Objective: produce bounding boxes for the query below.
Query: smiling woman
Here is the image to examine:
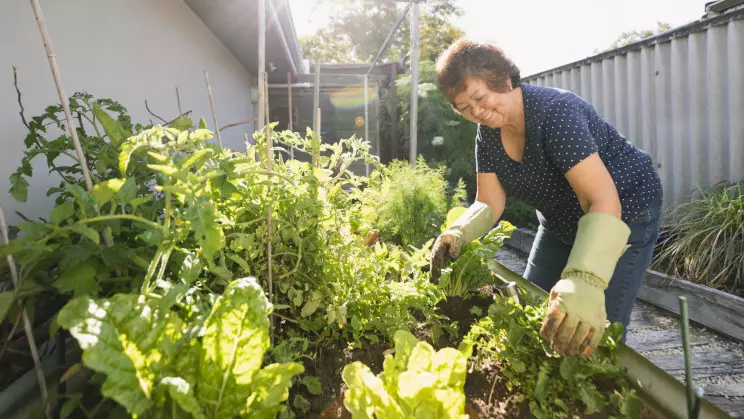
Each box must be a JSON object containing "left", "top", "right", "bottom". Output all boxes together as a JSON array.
[{"left": 428, "top": 38, "right": 664, "bottom": 358}]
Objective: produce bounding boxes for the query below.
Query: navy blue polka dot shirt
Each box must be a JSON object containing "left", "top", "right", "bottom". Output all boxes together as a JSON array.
[{"left": 475, "top": 83, "right": 663, "bottom": 245}]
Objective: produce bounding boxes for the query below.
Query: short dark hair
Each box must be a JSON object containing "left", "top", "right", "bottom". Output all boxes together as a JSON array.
[{"left": 435, "top": 38, "right": 521, "bottom": 105}]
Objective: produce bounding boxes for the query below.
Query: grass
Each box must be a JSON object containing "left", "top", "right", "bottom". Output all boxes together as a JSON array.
[{"left": 651, "top": 181, "right": 744, "bottom": 295}]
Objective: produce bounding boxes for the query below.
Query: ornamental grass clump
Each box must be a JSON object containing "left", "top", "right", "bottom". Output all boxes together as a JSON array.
[{"left": 652, "top": 181, "right": 744, "bottom": 295}]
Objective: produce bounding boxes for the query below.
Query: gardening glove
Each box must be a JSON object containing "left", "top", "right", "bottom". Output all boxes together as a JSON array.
[
  {"left": 429, "top": 201, "right": 495, "bottom": 282},
  {"left": 539, "top": 211, "right": 630, "bottom": 357}
]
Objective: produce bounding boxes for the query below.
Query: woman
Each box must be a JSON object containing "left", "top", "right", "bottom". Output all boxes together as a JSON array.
[{"left": 429, "top": 39, "right": 663, "bottom": 357}]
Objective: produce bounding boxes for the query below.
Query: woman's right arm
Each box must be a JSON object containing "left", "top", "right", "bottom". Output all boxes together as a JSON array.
[{"left": 475, "top": 172, "right": 506, "bottom": 222}]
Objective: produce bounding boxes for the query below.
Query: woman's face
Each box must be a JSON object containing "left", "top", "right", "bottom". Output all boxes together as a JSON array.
[{"left": 452, "top": 77, "right": 513, "bottom": 129}]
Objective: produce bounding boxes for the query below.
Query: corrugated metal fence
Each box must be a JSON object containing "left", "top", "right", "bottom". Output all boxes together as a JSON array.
[{"left": 523, "top": 10, "right": 744, "bottom": 207}]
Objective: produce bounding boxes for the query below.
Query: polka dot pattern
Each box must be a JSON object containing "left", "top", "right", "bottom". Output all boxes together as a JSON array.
[{"left": 475, "top": 83, "right": 663, "bottom": 244}]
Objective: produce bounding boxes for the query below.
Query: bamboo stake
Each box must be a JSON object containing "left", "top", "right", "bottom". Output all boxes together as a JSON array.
[
  {"left": 204, "top": 70, "right": 223, "bottom": 147},
  {"left": 28, "top": 0, "right": 113, "bottom": 247},
  {"left": 264, "top": 72, "right": 274, "bottom": 342},
  {"left": 0, "top": 208, "right": 51, "bottom": 419},
  {"left": 288, "top": 72, "right": 294, "bottom": 159}
]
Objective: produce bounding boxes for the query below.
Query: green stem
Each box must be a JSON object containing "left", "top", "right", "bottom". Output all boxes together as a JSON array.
[
  {"left": 81, "top": 113, "right": 102, "bottom": 138},
  {"left": 78, "top": 214, "right": 165, "bottom": 231}
]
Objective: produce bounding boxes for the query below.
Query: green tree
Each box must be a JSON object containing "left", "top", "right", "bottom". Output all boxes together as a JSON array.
[
  {"left": 599, "top": 21, "right": 672, "bottom": 52},
  {"left": 300, "top": 0, "right": 464, "bottom": 63}
]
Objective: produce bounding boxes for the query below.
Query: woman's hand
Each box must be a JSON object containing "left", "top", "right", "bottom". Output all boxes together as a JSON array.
[
  {"left": 430, "top": 174, "right": 505, "bottom": 281},
  {"left": 540, "top": 154, "right": 628, "bottom": 356}
]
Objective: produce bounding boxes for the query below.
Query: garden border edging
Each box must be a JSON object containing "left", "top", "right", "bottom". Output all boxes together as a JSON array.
[{"left": 503, "top": 228, "right": 744, "bottom": 342}]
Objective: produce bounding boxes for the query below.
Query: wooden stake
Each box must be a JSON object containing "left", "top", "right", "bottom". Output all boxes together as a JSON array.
[
  {"left": 0, "top": 208, "right": 51, "bottom": 419},
  {"left": 204, "top": 70, "right": 223, "bottom": 147},
  {"left": 28, "top": 0, "right": 113, "bottom": 247},
  {"left": 288, "top": 72, "right": 294, "bottom": 159},
  {"left": 264, "top": 72, "right": 274, "bottom": 341}
]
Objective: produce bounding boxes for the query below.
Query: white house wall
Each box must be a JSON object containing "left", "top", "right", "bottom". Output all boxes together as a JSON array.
[
  {"left": 0, "top": 0, "right": 257, "bottom": 226},
  {"left": 525, "top": 16, "right": 744, "bottom": 208}
]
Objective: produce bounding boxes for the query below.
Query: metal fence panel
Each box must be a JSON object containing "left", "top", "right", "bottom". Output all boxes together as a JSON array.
[{"left": 523, "top": 14, "right": 744, "bottom": 207}]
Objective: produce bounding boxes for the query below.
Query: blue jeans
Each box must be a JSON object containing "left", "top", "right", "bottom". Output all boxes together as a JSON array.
[{"left": 523, "top": 196, "right": 662, "bottom": 342}]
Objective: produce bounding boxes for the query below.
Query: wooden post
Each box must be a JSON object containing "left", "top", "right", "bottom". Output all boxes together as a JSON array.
[
  {"left": 258, "top": 0, "right": 266, "bottom": 130},
  {"left": 389, "top": 62, "right": 399, "bottom": 162},
  {"left": 288, "top": 72, "right": 294, "bottom": 159},
  {"left": 263, "top": 72, "right": 274, "bottom": 341},
  {"left": 204, "top": 70, "right": 222, "bottom": 147},
  {"left": 313, "top": 60, "right": 320, "bottom": 135},
  {"left": 364, "top": 75, "right": 370, "bottom": 176},
  {"left": 409, "top": 1, "right": 420, "bottom": 166}
]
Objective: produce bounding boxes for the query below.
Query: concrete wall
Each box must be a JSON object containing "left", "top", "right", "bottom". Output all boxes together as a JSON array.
[
  {"left": 0, "top": 0, "right": 257, "bottom": 226},
  {"left": 524, "top": 12, "right": 744, "bottom": 208}
]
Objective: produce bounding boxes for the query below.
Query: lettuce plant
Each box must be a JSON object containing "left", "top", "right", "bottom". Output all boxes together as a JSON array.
[
  {"left": 341, "top": 330, "right": 469, "bottom": 419},
  {"left": 58, "top": 277, "right": 303, "bottom": 418},
  {"left": 438, "top": 214, "right": 516, "bottom": 297}
]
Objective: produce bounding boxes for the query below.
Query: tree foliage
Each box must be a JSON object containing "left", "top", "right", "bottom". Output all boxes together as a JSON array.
[
  {"left": 599, "top": 21, "right": 672, "bottom": 52},
  {"left": 300, "top": 0, "right": 465, "bottom": 63}
]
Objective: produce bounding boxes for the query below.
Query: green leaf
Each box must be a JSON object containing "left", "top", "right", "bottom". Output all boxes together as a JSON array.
[
  {"left": 534, "top": 364, "right": 550, "bottom": 402},
  {"left": 198, "top": 277, "right": 272, "bottom": 418},
  {"left": 293, "top": 394, "right": 311, "bottom": 413},
  {"left": 246, "top": 362, "right": 305, "bottom": 417},
  {"left": 69, "top": 224, "right": 101, "bottom": 244},
  {"left": 50, "top": 201, "right": 75, "bottom": 225},
  {"left": 59, "top": 393, "right": 82, "bottom": 419},
  {"left": 10, "top": 173, "right": 29, "bottom": 202},
  {"left": 342, "top": 362, "right": 403, "bottom": 418},
  {"left": 300, "top": 298, "right": 320, "bottom": 318},
  {"left": 179, "top": 253, "right": 203, "bottom": 285},
  {"left": 188, "top": 202, "right": 225, "bottom": 264},
  {"left": 578, "top": 383, "right": 605, "bottom": 413},
  {"left": 147, "top": 164, "right": 180, "bottom": 176},
  {"left": 159, "top": 377, "right": 206, "bottom": 419},
  {"left": 119, "top": 178, "right": 137, "bottom": 204},
  {"left": 168, "top": 115, "right": 194, "bottom": 131},
  {"left": 54, "top": 262, "right": 99, "bottom": 297},
  {"left": 0, "top": 292, "right": 15, "bottom": 323},
  {"left": 57, "top": 294, "right": 166, "bottom": 416},
  {"left": 181, "top": 149, "right": 214, "bottom": 171},
  {"left": 228, "top": 254, "right": 251, "bottom": 273},
  {"left": 198, "top": 118, "right": 208, "bottom": 129},
  {"left": 302, "top": 376, "right": 322, "bottom": 395},
  {"left": 91, "top": 178, "right": 126, "bottom": 207},
  {"left": 93, "top": 104, "right": 132, "bottom": 145}
]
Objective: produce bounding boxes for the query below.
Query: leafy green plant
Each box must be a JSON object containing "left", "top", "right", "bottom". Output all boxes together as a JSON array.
[
  {"left": 438, "top": 217, "right": 516, "bottom": 297},
  {"left": 341, "top": 330, "right": 469, "bottom": 419},
  {"left": 58, "top": 276, "right": 304, "bottom": 418},
  {"left": 461, "top": 291, "right": 641, "bottom": 419},
  {"left": 652, "top": 181, "right": 744, "bottom": 295},
  {"left": 501, "top": 199, "right": 539, "bottom": 230},
  {"left": 354, "top": 157, "right": 466, "bottom": 248}
]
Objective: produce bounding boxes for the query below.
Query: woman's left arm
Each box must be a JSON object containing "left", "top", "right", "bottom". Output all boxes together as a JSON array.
[{"left": 564, "top": 152, "right": 622, "bottom": 219}]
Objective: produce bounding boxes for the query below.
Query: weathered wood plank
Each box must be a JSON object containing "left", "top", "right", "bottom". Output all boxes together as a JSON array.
[
  {"left": 703, "top": 381, "right": 744, "bottom": 397},
  {"left": 628, "top": 307, "right": 661, "bottom": 331},
  {"left": 637, "top": 271, "right": 744, "bottom": 342},
  {"left": 626, "top": 329, "right": 709, "bottom": 352},
  {"left": 644, "top": 349, "right": 744, "bottom": 380}
]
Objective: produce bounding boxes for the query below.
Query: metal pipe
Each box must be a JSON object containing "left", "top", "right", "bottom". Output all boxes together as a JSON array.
[
  {"left": 365, "top": 75, "right": 370, "bottom": 176},
  {"left": 409, "top": 0, "right": 419, "bottom": 166},
  {"left": 313, "top": 61, "right": 320, "bottom": 135},
  {"left": 366, "top": 2, "right": 412, "bottom": 77},
  {"left": 258, "top": 0, "right": 266, "bottom": 130}
]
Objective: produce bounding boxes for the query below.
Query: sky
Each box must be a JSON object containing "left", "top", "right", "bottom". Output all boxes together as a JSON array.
[{"left": 287, "top": 0, "right": 710, "bottom": 76}]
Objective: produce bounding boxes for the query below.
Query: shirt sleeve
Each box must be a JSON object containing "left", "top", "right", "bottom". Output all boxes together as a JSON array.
[
  {"left": 541, "top": 94, "right": 599, "bottom": 174},
  {"left": 474, "top": 125, "right": 497, "bottom": 173}
]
